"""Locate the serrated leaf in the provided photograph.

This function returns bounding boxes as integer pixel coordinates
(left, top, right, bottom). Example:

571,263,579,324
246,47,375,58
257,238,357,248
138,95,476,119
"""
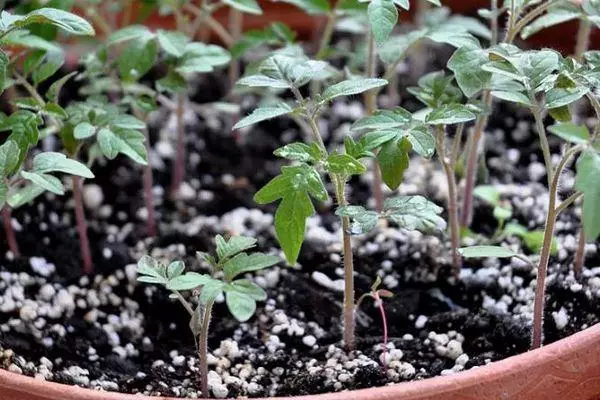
274,142,322,162
21,171,64,195
326,153,365,175
351,107,412,132
491,90,534,106
377,137,411,190
97,128,148,165
226,291,256,322
15,8,95,36
234,103,292,129
223,252,279,281
74,122,96,139
225,279,267,301
223,0,263,14
447,45,492,98
321,78,387,103
32,152,94,178
43,103,68,119
167,272,213,291
425,104,476,125
575,150,600,241
136,255,163,279
157,30,189,57
384,195,445,231
368,0,398,46
336,205,379,235
548,123,590,144
216,235,257,260
199,279,225,304
176,43,230,75
458,245,520,258
7,184,44,209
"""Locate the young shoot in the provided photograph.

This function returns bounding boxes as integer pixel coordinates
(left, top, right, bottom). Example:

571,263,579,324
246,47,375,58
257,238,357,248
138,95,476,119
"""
355,276,393,369
137,235,279,397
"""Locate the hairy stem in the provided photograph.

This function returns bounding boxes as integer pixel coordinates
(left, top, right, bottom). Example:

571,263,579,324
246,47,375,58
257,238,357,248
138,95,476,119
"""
72,176,93,274
506,0,559,43
435,126,461,275
375,294,388,370
198,300,214,397
575,19,592,61
133,108,157,237
531,144,583,348
574,223,586,280
2,206,19,257
460,92,491,228
364,30,384,213
170,93,186,196
333,174,355,351
530,102,554,187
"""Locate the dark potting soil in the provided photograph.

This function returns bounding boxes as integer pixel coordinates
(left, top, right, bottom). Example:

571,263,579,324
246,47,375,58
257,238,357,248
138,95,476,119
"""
0,61,599,398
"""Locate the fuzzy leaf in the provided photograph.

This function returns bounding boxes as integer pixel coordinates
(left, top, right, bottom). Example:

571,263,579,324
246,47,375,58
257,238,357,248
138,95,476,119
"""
491,90,533,106
118,36,158,81
336,205,379,235
7,184,44,209
548,123,590,144
224,279,267,301
108,25,151,45
447,45,492,98
216,235,257,260
384,195,445,231
473,185,500,206
234,103,292,129
545,87,590,109
168,272,213,291
321,78,387,103
276,0,330,14
575,150,600,241
274,142,322,163
368,0,398,46
74,122,96,139
325,153,366,176
226,291,257,322
15,8,95,36
0,140,20,176
236,74,290,88
97,128,148,165
223,252,279,281
157,30,189,57
21,171,64,195
166,261,185,279
425,104,476,125
458,245,520,258
32,152,94,178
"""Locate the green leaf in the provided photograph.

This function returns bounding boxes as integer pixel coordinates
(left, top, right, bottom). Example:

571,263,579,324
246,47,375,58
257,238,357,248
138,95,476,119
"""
97,128,148,165
223,252,279,281
575,150,600,241
156,69,186,93
136,256,163,279
523,230,558,256
0,50,8,95
368,0,398,46
384,195,445,231
108,25,151,45
222,0,263,14
216,235,257,260
336,205,379,235
491,90,533,106
31,152,94,178
325,153,366,175
112,114,146,130
32,51,64,86
0,140,21,176
46,71,77,103
458,245,520,258
43,103,68,119
225,291,257,322
447,45,492,98
521,6,580,39
351,107,412,132
377,137,411,190
199,279,225,304
16,8,95,36
274,142,322,163
166,261,185,279
548,105,571,123
7,184,44,209
157,30,189,57
176,43,230,75
167,272,213,291
545,87,590,109
234,103,292,129
276,0,330,14
425,104,476,125
473,185,500,206
548,123,590,144
118,36,158,81
21,171,64,195
225,279,267,301
236,74,290,89
74,122,96,139
321,78,387,103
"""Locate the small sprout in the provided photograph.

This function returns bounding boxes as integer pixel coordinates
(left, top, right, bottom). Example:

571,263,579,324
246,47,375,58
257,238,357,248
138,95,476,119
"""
137,235,279,397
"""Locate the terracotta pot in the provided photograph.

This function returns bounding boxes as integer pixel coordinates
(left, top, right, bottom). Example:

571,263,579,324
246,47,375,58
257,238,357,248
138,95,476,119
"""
1,323,599,400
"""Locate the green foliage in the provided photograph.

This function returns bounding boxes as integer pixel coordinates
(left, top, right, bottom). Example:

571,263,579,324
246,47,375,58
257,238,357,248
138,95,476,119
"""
548,123,590,144
368,0,398,46
425,104,476,125
254,165,328,264
137,235,278,323
234,103,293,129
576,150,600,241
0,8,95,37
232,23,295,59
320,78,387,103
222,0,263,15
458,245,520,259
447,45,492,98
337,195,445,235
408,71,463,109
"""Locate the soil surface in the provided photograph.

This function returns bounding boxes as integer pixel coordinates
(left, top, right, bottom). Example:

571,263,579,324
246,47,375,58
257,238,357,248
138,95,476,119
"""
0,49,599,399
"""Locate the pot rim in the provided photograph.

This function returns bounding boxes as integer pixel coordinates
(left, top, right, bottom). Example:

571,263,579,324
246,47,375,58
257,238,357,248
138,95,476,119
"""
1,323,599,400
